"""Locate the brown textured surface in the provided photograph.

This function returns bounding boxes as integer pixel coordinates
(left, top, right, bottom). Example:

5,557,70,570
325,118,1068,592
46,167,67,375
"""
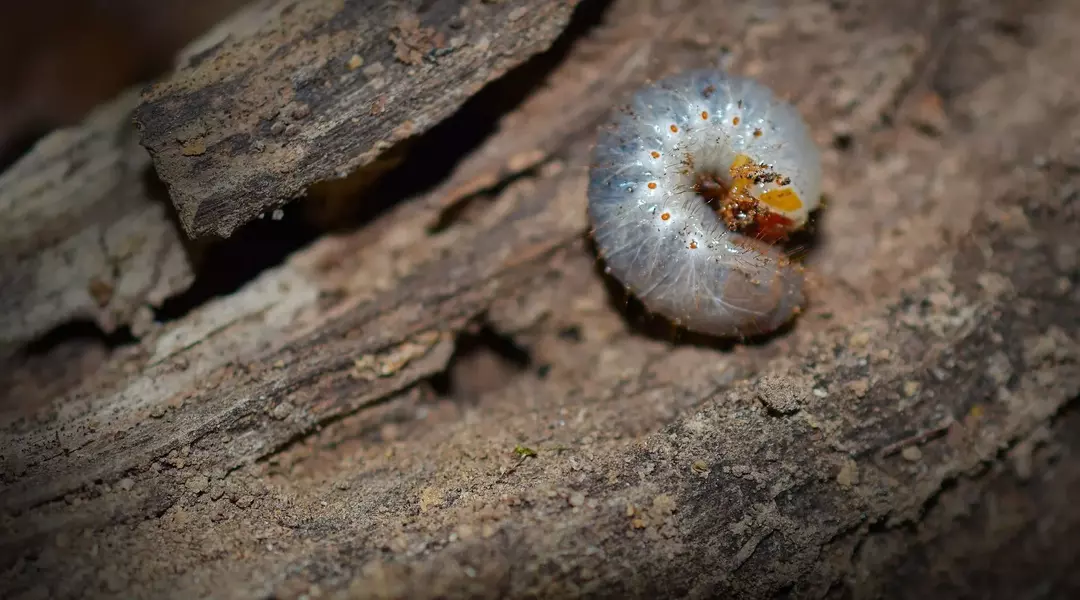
1,0,1079,598
134,0,581,239
0,89,194,358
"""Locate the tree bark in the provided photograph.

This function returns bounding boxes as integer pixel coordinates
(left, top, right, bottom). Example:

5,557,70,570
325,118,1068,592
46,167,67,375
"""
2,0,1079,598
0,89,193,357
134,0,581,239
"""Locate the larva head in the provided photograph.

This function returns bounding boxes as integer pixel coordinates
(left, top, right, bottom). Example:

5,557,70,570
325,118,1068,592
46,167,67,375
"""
717,152,818,239
723,79,823,233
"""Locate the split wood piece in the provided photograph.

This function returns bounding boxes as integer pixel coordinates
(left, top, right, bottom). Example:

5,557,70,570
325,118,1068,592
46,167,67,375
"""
0,89,194,358
134,0,581,239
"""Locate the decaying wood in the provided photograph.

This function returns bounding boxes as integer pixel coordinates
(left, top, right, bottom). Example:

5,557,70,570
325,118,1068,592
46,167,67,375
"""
2,0,1079,598
0,89,194,358
134,0,581,239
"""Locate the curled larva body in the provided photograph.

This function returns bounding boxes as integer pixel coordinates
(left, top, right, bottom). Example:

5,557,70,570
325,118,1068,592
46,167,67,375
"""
588,70,822,337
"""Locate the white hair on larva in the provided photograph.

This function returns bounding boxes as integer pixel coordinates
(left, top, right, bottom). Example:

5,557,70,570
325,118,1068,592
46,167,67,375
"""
587,69,823,337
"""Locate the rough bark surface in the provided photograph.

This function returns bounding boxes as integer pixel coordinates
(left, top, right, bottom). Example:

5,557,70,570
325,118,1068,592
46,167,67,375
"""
0,89,194,358
2,0,1079,599
134,0,581,239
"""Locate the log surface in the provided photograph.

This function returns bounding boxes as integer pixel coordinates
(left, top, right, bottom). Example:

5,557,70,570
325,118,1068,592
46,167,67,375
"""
0,90,193,357
2,0,1079,598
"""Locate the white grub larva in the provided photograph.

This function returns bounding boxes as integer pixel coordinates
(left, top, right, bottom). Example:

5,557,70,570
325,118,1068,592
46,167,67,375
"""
587,69,823,337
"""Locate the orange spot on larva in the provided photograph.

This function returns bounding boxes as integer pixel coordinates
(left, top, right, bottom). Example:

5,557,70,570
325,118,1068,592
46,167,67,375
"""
670,124,679,133
753,129,763,137
648,182,657,189
760,188,803,212
651,151,661,158
660,212,671,221
730,154,753,169
732,117,740,126
689,241,698,249
701,111,709,120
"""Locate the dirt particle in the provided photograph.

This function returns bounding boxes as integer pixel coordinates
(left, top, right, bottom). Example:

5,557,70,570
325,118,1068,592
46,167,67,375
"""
362,62,386,77
209,505,228,522
270,402,293,420
149,405,167,419
186,475,209,495
419,486,444,513
181,140,206,156
235,495,254,508
117,478,134,492
390,13,446,65
270,121,286,136
508,7,528,21
347,54,364,70
569,492,585,507
836,459,858,488
901,446,922,461
756,373,809,414
848,379,869,398
987,351,1013,385
848,330,871,348
651,494,675,515
370,95,388,115
292,104,311,120
902,380,920,397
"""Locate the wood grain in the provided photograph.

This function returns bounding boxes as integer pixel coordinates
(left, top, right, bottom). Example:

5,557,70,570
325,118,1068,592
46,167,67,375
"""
0,89,193,357
134,0,581,239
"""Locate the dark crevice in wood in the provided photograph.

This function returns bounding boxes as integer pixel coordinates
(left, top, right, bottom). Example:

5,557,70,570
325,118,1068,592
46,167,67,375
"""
0,124,49,172
152,201,320,322
429,319,533,399
19,319,136,356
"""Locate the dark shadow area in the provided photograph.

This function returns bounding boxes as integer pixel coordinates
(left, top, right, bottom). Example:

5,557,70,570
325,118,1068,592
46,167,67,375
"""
153,200,321,322
429,320,533,401
20,320,136,356
0,125,49,172
0,320,135,413
0,0,248,171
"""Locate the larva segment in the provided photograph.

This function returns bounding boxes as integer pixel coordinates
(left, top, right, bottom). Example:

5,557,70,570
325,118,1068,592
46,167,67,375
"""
586,69,823,338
